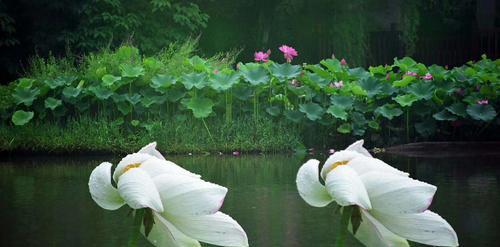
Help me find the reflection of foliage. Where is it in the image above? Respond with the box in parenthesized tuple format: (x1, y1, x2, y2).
(63, 0, 208, 54)
(400, 0, 420, 56)
(0, 2, 18, 47)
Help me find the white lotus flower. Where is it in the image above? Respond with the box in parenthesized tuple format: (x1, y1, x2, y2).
(89, 142, 249, 247)
(296, 140, 459, 247)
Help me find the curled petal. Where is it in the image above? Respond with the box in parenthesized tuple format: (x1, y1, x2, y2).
(154, 174, 227, 216)
(143, 212, 200, 247)
(360, 171, 436, 214)
(321, 150, 364, 178)
(346, 140, 372, 157)
(117, 168, 163, 212)
(139, 142, 166, 160)
(325, 165, 371, 210)
(88, 162, 125, 210)
(140, 157, 201, 179)
(353, 210, 409, 247)
(372, 210, 459, 247)
(168, 212, 248, 247)
(296, 159, 333, 207)
(113, 153, 154, 182)
(348, 156, 408, 177)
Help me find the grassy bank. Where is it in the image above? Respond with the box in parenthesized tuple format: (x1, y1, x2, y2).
(0, 116, 302, 154)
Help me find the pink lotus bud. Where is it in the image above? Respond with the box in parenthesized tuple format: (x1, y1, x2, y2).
(421, 73, 433, 80)
(340, 58, 347, 65)
(334, 81, 344, 89)
(213, 69, 219, 74)
(477, 99, 489, 105)
(405, 71, 418, 77)
(232, 151, 240, 156)
(386, 73, 390, 80)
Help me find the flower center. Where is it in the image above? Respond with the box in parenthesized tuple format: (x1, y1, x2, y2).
(123, 163, 141, 173)
(325, 160, 349, 175)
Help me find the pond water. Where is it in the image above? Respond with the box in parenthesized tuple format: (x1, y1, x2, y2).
(0, 153, 499, 247)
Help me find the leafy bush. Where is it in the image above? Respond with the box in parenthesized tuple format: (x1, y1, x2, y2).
(2, 45, 499, 144)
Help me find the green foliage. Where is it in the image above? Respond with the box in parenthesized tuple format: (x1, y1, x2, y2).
(11, 110, 34, 125)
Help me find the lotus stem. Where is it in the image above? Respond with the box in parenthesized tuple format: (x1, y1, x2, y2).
(336, 206, 353, 247)
(128, 208, 145, 247)
(201, 118, 215, 144)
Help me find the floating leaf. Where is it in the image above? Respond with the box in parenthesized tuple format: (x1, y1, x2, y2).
(102, 74, 122, 87)
(299, 102, 324, 121)
(446, 102, 467, 117)
(337, 123, 352, 134)
(12, 110, 34, 126)
(184, 96, 214, 118)
(120, 64, 145, 78)
(62, 86, 81, 98)
(13, 88, 40, 106)
(181, 73, 208, 90)
(393, 94, 419, 107)
(375, 104, 403, 120)
(330, 95, 354, 110)
(407, 82, 435, 100)
(466, 104, 497, 121)
(266, 105, 281, 116)
(327, 105, 348, 120)
(44, 97, 62, 110)
(269, 63, 301, 81)
(210, 72, 240, 91)
(239, 63, 269, 85)
(433, 110, 457, 121)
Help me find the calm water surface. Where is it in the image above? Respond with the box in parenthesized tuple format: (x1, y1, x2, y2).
(0, 154, 499, 246)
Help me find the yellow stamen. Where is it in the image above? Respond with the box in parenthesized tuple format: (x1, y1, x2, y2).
(123, 163, 141, 173)
(324, 160, 349, 175)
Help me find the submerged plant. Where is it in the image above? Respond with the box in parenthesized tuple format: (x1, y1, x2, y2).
(89, 142, 248, 247)
(296, 140, 458, 247)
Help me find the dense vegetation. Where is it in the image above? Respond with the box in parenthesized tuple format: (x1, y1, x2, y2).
(0, 41, 499, 153)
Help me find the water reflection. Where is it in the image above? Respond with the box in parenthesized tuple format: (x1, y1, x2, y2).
(0, 154, 499, 246)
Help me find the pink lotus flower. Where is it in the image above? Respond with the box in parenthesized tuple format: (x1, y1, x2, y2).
(386, 73, 390, 80)
(279, 45, 298, 63)
(254, 50, 270, 62)
(477, 99, 489, 105)
(421, 73, 433, 80)
(405, 71, 418, 77)
(340, 58, 347, 66)
(333, 81, 344, 89)
(232, 151, 240, 156)
(213, 69, 219, 74)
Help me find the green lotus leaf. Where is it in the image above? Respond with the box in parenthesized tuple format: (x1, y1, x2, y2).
(415, 120, 436, 137)
(375, 104, 403, 120)
(181, 73, 208, 90)
(111, 93, 127, 103)
(368, 120, 380, 130)
(44, 97, 62, 110)
(120, 64, 145, 78)
(433, 110, 458, 121)
(304, 72, 330, 88)
(89, 86, 113, 100)
(351, 112, 367, 125)
(116, 101, 132, 115)
(102, 74, 122, 87)
(353, 101, 373, 113)
(131, 120, 140, 127)
(446, 102, 467, 117)
(299, 102, 324, 121)
(359, 77, 384, 98)
(126, 93, 142, 105)
(284, 110, 304, 123)
(337, 123, 352, 134)
(269, 63, 301, 81)
(304, 64, 332, 80)
(165, 88, 186, 102)
(394, 57, 417, 71)
(188, 56, 209, 72)
(141, 97, 158, 108)
(45, 76, 76, 89)
(151, 74, 176, 91)
(466, 104, 497, 121)
(407, 81, 435, 100)
(232, 86, 253, 100)
(288, 85, 315, 101)
(75, 101, 90, 112)
(266, 105, 281, 116)
(393, 94, 419, 107)
(348, 68, 371, 80)
(17, 78, 35, 88)
(369, 65, 390, 75)
(327, 105, 348, 120)
(210, 72, 240, 91)
(239, 63, 270, 85)
(62, 86, 81, 98)
(184, 96, 214, 118)
(330, 95, 354, 110)
(13, 87, 40, 106)
(11, 110, 34, 126)
(428, 65, 446, 80)
(393, 75, 416, 87)
(321, 59, 342, 73)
